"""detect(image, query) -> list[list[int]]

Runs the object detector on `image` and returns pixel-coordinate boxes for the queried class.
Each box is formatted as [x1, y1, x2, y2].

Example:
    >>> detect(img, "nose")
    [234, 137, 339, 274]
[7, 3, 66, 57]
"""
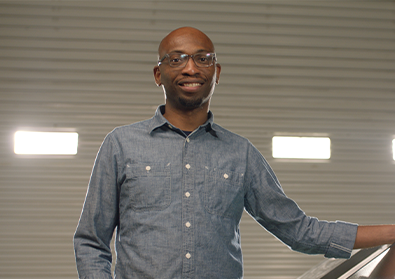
[181, 56, 199, 75]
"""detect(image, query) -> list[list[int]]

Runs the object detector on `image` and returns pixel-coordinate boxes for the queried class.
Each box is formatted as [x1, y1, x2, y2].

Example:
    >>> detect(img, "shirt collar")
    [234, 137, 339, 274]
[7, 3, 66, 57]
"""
[148, 105, 217, 137]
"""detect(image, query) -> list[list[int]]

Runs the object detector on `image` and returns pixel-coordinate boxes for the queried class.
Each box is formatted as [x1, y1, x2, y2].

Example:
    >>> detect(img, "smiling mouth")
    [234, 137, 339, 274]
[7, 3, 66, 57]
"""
[181, 83, 202, 87]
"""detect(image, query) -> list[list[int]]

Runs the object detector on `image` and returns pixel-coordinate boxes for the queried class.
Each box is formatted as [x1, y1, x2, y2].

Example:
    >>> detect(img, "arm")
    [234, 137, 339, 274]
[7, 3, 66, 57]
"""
[74, 134, 119, 279]
[244, 143, 358, 259]
[353, 225, 395, 249]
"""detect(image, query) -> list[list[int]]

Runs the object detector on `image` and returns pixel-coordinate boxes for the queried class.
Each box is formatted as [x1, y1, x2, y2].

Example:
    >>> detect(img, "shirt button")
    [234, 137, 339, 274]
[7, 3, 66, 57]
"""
[224, 173, 229, 179]
[146, 166, 151, 171]
[185, 192, 191, 198]
[185, 222, 191, 228]
[186, 138, 190, 143]
[185, 253, 191, 259]
[185, 164, 191, 169]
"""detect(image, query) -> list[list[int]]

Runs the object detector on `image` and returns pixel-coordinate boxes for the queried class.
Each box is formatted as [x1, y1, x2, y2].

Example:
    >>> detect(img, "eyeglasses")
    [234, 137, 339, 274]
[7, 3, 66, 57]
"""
[158, 52, 217, 68]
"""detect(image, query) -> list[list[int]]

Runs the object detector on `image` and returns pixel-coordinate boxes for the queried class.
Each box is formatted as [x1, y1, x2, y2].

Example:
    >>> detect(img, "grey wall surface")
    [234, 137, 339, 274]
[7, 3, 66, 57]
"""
[0, 1, 394, 278]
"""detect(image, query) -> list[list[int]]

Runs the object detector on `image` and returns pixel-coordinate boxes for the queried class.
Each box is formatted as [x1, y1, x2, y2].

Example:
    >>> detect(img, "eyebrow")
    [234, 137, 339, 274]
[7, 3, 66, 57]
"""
[168, 49, 211, 54]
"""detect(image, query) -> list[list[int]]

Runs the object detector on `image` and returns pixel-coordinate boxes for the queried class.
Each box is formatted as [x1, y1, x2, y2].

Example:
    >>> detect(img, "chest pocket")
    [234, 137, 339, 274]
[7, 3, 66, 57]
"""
[125, 163, 171, 211]
[204, 168, 244, 219]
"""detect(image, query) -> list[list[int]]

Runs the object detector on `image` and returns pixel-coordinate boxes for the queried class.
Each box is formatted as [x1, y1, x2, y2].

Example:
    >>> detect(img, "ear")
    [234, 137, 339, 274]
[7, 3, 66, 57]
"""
[153, 66, 161, 86]
[215, 63, 221, 85]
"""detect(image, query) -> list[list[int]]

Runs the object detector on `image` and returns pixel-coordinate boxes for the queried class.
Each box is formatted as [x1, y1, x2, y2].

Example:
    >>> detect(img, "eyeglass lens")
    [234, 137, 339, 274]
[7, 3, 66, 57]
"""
[167, 53, 214, 68]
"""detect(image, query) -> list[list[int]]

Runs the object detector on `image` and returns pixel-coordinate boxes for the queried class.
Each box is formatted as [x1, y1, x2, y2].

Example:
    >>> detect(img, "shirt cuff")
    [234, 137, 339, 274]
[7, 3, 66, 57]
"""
[325, 221, 358, 259]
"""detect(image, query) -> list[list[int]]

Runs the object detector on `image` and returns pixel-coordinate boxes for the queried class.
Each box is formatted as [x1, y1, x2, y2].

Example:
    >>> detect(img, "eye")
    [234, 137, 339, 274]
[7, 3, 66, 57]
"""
[195, 54, 212, 65]
[169, 54, 187, 65]
[170, 57, 180, 63]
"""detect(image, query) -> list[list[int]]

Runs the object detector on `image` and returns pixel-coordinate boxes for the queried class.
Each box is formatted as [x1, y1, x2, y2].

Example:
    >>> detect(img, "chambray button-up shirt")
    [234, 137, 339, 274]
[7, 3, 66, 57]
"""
[74, 105, 358, 279]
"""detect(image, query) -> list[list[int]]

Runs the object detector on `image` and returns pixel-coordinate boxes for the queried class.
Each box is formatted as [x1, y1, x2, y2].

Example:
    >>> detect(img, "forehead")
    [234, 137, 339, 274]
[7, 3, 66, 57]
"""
[159, 29, 215, 56]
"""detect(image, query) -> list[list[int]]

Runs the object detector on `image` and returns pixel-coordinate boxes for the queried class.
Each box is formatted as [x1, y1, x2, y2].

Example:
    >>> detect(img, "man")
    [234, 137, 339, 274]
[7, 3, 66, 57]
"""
[74, 27, 395, 279]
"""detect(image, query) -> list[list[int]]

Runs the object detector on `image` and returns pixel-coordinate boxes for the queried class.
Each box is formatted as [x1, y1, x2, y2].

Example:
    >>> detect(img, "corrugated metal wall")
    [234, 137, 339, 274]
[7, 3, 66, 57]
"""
[0, 1, 394, 278]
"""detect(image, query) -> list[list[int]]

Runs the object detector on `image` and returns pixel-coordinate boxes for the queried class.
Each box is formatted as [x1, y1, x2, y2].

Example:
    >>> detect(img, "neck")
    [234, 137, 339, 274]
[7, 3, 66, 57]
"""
[163, 104, 209, 132]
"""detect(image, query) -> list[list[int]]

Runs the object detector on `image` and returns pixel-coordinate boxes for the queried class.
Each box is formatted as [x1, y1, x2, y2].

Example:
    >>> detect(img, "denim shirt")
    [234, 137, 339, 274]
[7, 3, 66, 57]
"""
[74, 105, 358, 279]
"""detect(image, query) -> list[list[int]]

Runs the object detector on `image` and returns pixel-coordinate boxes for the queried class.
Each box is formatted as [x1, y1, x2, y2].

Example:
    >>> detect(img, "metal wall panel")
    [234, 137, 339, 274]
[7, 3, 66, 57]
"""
[0, 1, 394, 278]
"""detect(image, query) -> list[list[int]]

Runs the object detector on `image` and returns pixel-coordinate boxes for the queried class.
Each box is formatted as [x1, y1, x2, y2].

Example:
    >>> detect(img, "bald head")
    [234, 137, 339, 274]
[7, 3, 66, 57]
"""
[158, 27, 215, 59]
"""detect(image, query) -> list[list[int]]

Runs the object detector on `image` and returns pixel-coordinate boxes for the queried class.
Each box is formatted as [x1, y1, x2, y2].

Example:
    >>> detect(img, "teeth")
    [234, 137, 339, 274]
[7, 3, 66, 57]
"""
[183, 83, 201, 87]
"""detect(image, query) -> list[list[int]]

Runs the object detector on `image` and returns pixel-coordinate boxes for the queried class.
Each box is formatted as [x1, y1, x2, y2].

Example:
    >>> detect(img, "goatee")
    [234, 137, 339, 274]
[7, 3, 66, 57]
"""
[179, 97, 203, 110]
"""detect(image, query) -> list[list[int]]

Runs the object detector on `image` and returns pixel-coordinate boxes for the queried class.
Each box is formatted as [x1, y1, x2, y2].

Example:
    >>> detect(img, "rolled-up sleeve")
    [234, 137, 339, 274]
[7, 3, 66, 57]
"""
[244, 142, 359, 259]
[324, 221, 358, 258]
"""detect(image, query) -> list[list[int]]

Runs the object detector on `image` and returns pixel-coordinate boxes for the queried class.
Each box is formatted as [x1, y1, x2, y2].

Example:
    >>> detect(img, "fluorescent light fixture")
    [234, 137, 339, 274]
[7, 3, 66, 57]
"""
[393, 139, 395, 161]
[272, 136, 331, 159]
[14, 131, 78, 155]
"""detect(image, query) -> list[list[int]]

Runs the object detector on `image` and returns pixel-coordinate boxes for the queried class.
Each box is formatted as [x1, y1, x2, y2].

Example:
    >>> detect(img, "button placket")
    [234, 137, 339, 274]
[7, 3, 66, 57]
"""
[182, 143, 194, 275]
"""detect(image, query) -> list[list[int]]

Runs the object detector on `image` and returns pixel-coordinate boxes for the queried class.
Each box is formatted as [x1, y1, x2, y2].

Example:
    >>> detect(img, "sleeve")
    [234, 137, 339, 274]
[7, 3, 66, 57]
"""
[73, 133, 120, 279]
[243, 142, 358, 259]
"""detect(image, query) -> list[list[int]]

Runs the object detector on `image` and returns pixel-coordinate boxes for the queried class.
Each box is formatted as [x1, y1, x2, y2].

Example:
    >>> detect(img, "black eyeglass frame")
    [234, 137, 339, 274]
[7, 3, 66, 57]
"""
[157, 52, 217, 68]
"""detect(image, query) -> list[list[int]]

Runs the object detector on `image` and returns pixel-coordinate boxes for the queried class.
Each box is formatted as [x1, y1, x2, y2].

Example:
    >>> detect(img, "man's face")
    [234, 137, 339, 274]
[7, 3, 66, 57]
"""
[153, 28, 221, 112]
